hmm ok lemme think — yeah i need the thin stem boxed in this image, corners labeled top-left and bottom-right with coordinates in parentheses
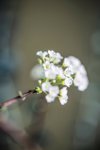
top-left (0, 89), bottom-right (37, 109)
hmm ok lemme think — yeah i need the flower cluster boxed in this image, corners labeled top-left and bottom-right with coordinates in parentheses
top-left (32, 50), bottom-right (89, 105)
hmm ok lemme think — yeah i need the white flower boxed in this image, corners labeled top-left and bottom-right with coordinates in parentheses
top-left (49, 86), bottom-right (59, 97)
top-left (60, 87), bottom-right (68, 96)
top-left (45, 69), bottom-right (57, 79)
top-left (45, 86), bottom-right (59, 103)
top-left (48, 50), bottom-right (55, 57)
top-left (43, 61), bottom-right (51, 69)
top-left (68, 56), bottom-right (81, 68)
top-left (78, 78), bottom-right (88, 91)
top-left (63, 57), bottom-right (71, 67)
top-left (41, 81), bottom-right (51, 92)
top-left (37, 51), bottom-right (48, 58)
top-left (78, 64), bottom-right (87, 75)
top-left (44, 63), bottom-right (58, 79)
top-left (36, 51), bottom-right (43, 56)
top-left (56, 67), bottom-right (65, 79)
top-left (44, 63), bottom-right (65, 80)
top-left (30, 64), bottom-right (45, 80)
top-left (74, 71), bottom-right (89, 91)
top-left (45, 94), bottom-right (55, 103)
top-left (56, 52), bottom-right (63, 60)
top-left (59, 87), bottom-right (68, 105)
top-left (48, 50), bottom-right (63, 64)
top-left (73, 64), bottom-right (88, 91)
top-left (63, 56), bottom-right (81, 73)
top-left (35, 50), bottom-right (89, 105)
top-left (64, 77), bottom-right (73, 87)
top-left (54, 52), bottom-right (63, 64)
top-left (59, 96), bottom-right (68, 105)
top-left (64, 67), bottom-right (74, 77)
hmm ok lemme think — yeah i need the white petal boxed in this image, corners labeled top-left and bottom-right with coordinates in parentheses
top-left (41, 82), bottom-right (51, 92)
top-left (36, 51), bottom-right (43, 57)
top-left (68, 56), bottom-right (81, 68)
top-left (48, 50), bottom-right (63, 64)
top-left (63, 56), bottom-right (81, 73)
top-left (48, 50), bottom-right (55, 57)
top-left (56, 52), bottom-right (63, 59)
top-left (64, 67), bottom-right (74, 76)
top-left (43, 51), bottom-right (48, 57)
top-left (30, 65), bottom-right (44, 80)
top-left (74, 72), bottom-right (89, 91)
top-left (60, 87), bottom-right (68, 97)
top-left (78, 64), bottom-right (87, 75)
top-left (45, 94), bottom-right (55, 103)
top-left (56, 67), bottom-right (65, 79)
top-left (43, 61), bottom-right (51, 69)
top-left (63, 57), bottom-right (71, 67)
top-left (45, 69), bottom-right (57, 79)
top-left (54, 52), bottom-right (63, 63)
top-left (44, 63), bottom-right (58, 79)
top-left (37, 51), bottom-right (48, 58)
top-left (64, 77), bottom-right (73, 87)
top-left (78, 76), bottom-right (89, 91)
top-left (49, 86), bottom-right (59, 97)
top-left (59, 96), bottom-right (68, 105)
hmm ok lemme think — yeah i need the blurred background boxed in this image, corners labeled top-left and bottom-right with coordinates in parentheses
top-left (0, 0), bottom-right (100, 150)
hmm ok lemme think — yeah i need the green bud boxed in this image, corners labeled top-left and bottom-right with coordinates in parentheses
top-left (35, 87), bottom-right (42, 94)
top-left (38, 58), bottom-right (42, 64)
top-left (52, 80), bottom-right (56, 83)
top-left (56, 75), bottom-right (62, 81)
top-left (61, 80), bottom-right (65, 85)
top-left (62, 63), bottom-right (67, 68)
top-left (38, 80), bottom-right (42, 85)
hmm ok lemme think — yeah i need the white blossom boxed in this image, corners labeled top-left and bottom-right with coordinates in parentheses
top-left (44, 63), bottom-right (58, 79)
top-left (48, 50), bottom-right (56, 57)
top-left (49, 86), bottom-right (59, 97)
top-left (59, 96), bottom-right (68, 105)
top-left (41, 81), bottom-right (51, 92)
top-left (64, 67), bottom-right (74, 77)
top-left (78, 64), bottom-right (87, 75)
top-left (36, 51), bottom-right (48, 58)
top-left (45, 94), bottom-right (55, 103)
top-left (64, 77), bottom-right (73, 87)
top-left (59, 87), bottom-right (68, 105)
top-left (45, 69), bottom-right (57, 79)
top-left (74, 64), bottom-right (89, 91)
top-left (30, 64), bottom-right (44, 80)
top-left (68, 56), bottom-right (81, 68)
top-left (60, 87), bottom-right (68, 97)
top-left (63, 57), bottom-right (71, 67)
top-left (56, 66), bottom-right (65, 79)
top-left (45, 86), bottom-right (59, 103)
top-left (43, 61), bottom-right (51, 69)
top-left (36, 51), bottom-right (43, 56)
top-left (74, 72), bottom-right (89, 91)
top-left (48, 50), bottom-right (63, 64)
top-left (35, 50), bottom-right (89, 105)
top-left (63, 56), bottom-right (81, 73)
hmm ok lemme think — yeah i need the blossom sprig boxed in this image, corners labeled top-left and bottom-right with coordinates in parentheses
top-left (31, 50), bottom-right (89, 105)
top-left (0, 50), bottom-right (89, 110)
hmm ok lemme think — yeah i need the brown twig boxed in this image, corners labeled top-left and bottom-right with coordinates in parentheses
top-left (0, 89), bottom-right (43, 150)
top-left (0, 89), bottom-right (37, 109)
